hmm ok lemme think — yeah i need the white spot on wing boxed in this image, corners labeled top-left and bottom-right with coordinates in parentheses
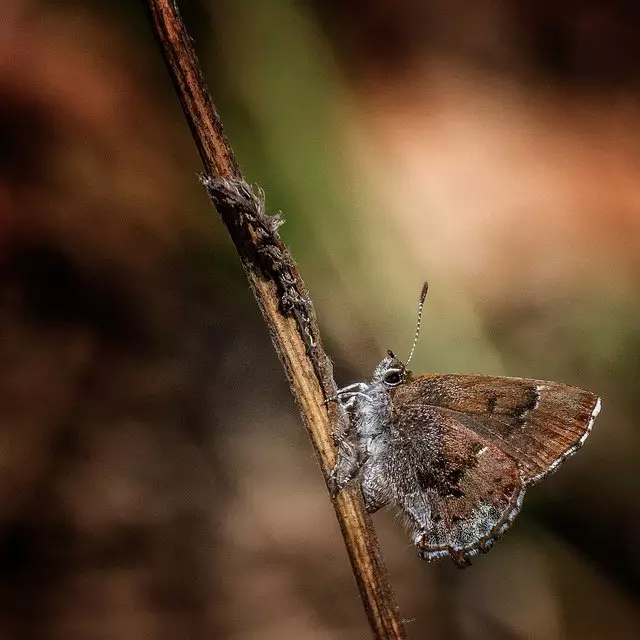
top-left (534, 384), bottom-right (546, 410)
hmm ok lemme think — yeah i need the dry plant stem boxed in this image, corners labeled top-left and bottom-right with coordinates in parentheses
top-left (145, 1), bottom-right (407, 638)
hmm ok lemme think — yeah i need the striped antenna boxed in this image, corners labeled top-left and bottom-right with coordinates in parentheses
top-left (404, 282), bottom-right (429, 368)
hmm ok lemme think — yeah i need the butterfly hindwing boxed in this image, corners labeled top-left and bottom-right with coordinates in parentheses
top-left (379, 403), bottom-right (524, 566)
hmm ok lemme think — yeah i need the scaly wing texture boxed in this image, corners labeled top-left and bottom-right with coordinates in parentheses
top-left (379, 404), bottom-right (524, 566)
top-left (393, 374), bottom-right (601, 486)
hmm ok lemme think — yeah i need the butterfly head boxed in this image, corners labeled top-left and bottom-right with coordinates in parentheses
top-left (372, 350), bottom-right (409, 388)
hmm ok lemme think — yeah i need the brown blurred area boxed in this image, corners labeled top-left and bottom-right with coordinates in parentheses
top-left (0, 0), bottom-right (637, 638)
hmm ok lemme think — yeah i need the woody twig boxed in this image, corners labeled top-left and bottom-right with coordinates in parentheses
top-left (144, 1), bottom-right (407, 638)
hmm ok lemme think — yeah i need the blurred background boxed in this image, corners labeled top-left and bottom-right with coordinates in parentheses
top-left (0, 0), bottom-right (638, 637)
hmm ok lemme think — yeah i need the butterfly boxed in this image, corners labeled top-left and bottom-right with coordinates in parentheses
top-left (329, 283), bottom-right (601, 567)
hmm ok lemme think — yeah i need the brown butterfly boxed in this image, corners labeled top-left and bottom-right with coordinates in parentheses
top-left (330, 283), bottom-right (601, 567)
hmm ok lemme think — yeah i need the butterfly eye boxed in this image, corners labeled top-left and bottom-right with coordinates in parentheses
top-left (384, 371), bottom-right (403, 386)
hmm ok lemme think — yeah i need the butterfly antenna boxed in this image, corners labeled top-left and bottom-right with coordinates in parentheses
top-left (404, 282), bottom-right (429, 368)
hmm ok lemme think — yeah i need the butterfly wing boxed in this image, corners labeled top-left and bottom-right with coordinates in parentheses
top-left (392, 374), bottom-right (601, 486)
top-left (380, 402), bottom-right (524, 567)
top-left (384, 374), bottom-right (600, 565)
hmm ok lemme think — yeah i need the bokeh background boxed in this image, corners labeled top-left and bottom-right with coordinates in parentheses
top-left (0, 0), bottom-right (638, 638)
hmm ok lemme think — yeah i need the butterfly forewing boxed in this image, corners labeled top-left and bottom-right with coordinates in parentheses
top-left (392, 374), bottom-right (601, 485)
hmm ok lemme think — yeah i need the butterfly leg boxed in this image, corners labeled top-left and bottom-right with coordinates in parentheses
top-left (324, 382), bottom-right (370, 406)
top-left (337, 392), bottom-right (371, 411)
top-left (338, 382), bottom-right (369, 392)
